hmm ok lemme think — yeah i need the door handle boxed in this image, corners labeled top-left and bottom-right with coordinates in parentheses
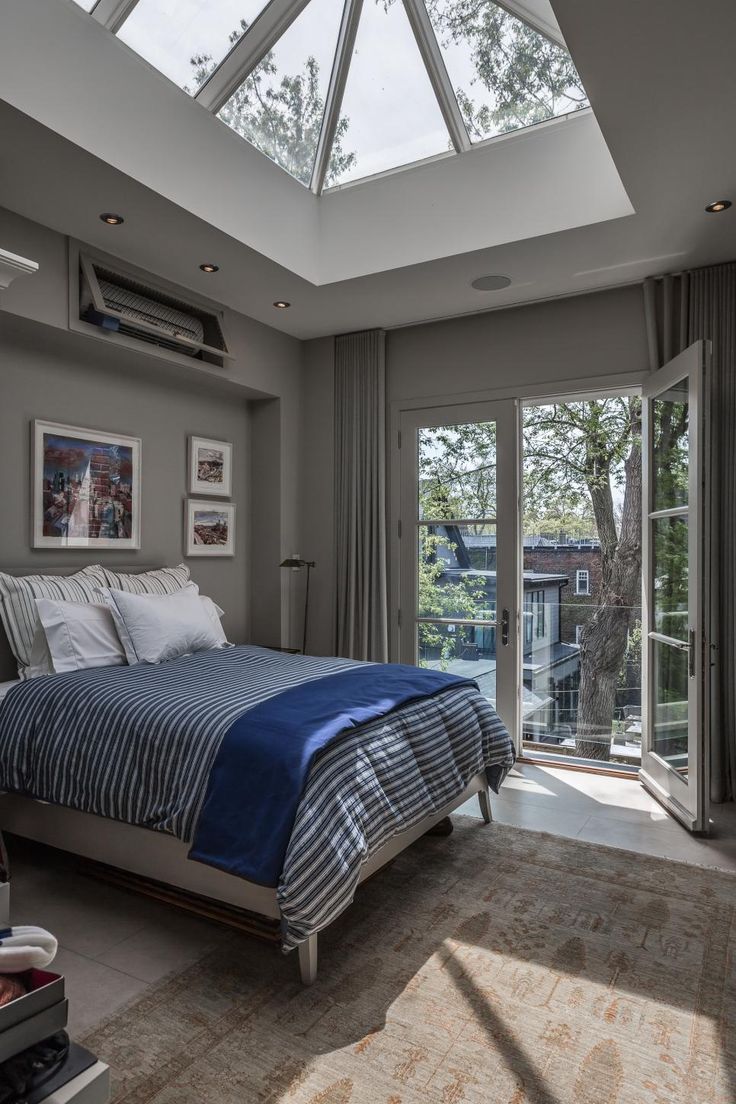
top-left (501, 609), bottom-right (510, 647)
top-left (688, 628), bottom-right (696, 678)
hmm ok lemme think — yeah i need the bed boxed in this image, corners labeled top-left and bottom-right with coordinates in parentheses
top-left (0, 572), bottom-right (515, 984)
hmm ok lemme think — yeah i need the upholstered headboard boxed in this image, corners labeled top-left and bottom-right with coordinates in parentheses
top-left (0, 565), bottom-right (160, 683)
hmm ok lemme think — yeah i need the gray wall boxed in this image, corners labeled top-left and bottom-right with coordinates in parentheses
top-left (0, 312), bottom-right (250, 654)
top-left (300, 285), bottom-right (650, 656)
top-left (0, 205), bottom-right (305, 669)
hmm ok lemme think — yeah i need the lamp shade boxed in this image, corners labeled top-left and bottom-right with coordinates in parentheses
top-left (280, 556), bottom-right (306, 568)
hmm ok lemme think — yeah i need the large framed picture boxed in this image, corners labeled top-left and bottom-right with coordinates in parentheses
top-left (185, 500), bottom-right (236, 557)
top-left (33, 420), bottom-right (141, 549)
top-left (188, 436), bottom-right (232, 497)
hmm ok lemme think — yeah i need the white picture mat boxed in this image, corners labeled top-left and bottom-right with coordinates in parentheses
top-left (188, 436), bottom-right (232, 497)
top-left (185, 499), bottom-right (236, 557)
top-left (32, 420), bottom-right (141, 550)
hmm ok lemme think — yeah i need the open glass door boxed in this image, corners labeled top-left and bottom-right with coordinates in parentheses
top-left (640, 341), bottom-right (710, 832)
top-left (398, 400), bottom-right (519, 741)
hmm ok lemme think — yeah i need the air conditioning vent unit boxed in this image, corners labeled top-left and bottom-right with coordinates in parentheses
top-left (79, 253), bottom-right (231, 365)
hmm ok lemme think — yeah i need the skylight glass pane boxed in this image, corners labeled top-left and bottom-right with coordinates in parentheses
top-left (217, 0), bottom-right (344, 188)
top-left (326, 0), bottom-right (451, 187)
top-left (70, 0), bottom-right (96, 10)
top-left (424, 0), bottom-right (588, 142)
top-left (117, 0), bottom-right (268, 94)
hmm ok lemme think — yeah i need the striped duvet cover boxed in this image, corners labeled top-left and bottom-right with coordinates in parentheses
top-left (0, 646), bottom-right (514, 949)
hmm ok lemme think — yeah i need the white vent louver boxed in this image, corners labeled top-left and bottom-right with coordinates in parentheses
top-left (79, 254), bottom-right (231, 365)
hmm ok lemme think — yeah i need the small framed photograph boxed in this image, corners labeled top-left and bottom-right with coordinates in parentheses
top-left (185, 500), bottom-right (236, 557)
top-left (188, 436), bottom-right (232, 497)
top-left (33, 420), bottom-right (141, 549)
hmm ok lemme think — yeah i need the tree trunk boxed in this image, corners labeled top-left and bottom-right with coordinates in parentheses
top-left (575, 402), bottom-right (642, 760)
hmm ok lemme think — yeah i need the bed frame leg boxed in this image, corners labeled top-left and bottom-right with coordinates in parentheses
top-left (298, 934), bottom-right (318, 985)
top-left (478, 786), bottom-right (493, 824)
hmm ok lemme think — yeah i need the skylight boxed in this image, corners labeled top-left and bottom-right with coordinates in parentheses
top-left (90, 0), bottom-right (590, 192)
top-left (117, 0), bottom-right (267, 93)
top-left (327, 0), bottom-right (451, 186)
top-left (217, 0), bottom-right (344, 186)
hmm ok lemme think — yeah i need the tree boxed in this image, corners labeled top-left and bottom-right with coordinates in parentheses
top-left (190, 23), bottom-right (355, 187)
top-left (524, 398), bottom-right (642, 760)
top-left (423, 0), bottom-right (588, 139)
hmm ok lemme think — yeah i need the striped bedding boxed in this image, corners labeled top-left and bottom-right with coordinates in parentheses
top-left (0, 646), bottom-right (514, 949)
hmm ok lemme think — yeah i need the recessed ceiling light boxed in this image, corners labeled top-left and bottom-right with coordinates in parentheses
top-left (199, 263), bottom-right (219, 273)
top-left (99, 212), bottom-right (124, 226)
top-left (705, 200), bottom-right (731, 213)
top-left (273, 301), bottom-right (291, 309)
top-left (471, 274), bottom-right (512, 291)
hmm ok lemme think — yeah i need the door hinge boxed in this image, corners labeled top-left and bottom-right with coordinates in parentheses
top-left (398, 430), bottom-right (402, 449)
top-left (397, 608), bottom-right (402, 628)
top-left (398, 519), bottom-right (402, 539)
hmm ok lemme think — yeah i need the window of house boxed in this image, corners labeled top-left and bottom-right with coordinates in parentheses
top-left (575, 624), bottom-right (583, 644)
top-left (525, 589), bottom-right (545, 643)
top-left (575, 569), bottom-right (590, 595)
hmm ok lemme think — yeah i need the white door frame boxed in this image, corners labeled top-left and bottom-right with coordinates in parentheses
top-left (639, 341), bottom-right (711, 833)
top-left (394, 399), bottom-right (521, 745)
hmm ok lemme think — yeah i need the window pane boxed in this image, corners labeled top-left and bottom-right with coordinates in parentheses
top-left (418, 523), bottom-right (496, 621)
top-left (653, 515), bottom-right (688, 641)
top-left (326, 0), bottom-right (451, 187)
top-left (652, 639), bottom-right (689, 775)
top-left (418, 623), bottom-right (497, 692)
top-left (521, 398), bottom-right (642, 766)
top-left (117, 0), bottom-right (267, 94)
top-left (418, 422), bottom-right (496, 520)
top-left (70, 0), bottom-right (96, 11)
top-left (218, 0), bottom-right (344, 187)
top-left (653, 379), bottom-right (689, 512)
top-left (423, 0), bottom-right (588, 143)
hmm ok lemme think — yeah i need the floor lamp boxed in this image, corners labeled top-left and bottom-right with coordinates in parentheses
top-left (280, 555), bottom-right (316, 654)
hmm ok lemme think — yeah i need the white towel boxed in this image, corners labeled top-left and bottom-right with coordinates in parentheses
top-left (0, 926), bottom-right (58, 972)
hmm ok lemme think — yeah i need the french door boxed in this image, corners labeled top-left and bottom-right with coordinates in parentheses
top-left (397, 400), bottom-right (520, 740)
top-left (640, 342), bottom-right (711, 833)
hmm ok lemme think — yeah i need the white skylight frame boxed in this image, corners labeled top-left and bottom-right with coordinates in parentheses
top-left (85, 0), bottom-right (587, 195)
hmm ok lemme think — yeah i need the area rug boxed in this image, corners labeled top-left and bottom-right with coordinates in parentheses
top-left (82, 819), bottom-right (736, 1104)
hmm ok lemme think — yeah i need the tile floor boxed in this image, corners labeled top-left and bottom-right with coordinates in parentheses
top-left (7, 762), bottom-right (736, 1041)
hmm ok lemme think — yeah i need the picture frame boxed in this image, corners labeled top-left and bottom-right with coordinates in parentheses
top-left (33, 420), bottom-right (141, 550)
top-left (185, 499), bottom-right (236, 557)
top-left (188, 436), bottom-right (232, 497)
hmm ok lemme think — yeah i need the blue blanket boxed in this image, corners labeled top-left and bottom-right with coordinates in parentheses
top-left (189, 663), bottom-right (475, 886)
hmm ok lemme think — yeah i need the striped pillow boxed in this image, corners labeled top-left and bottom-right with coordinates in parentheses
top-left (0, 566), bottom-right (107, 678)
top-left (100, 564), bottom-right (190, 595)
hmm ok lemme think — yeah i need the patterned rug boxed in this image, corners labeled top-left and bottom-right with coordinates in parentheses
top-left (82, 818), bottom-right (736, 1104)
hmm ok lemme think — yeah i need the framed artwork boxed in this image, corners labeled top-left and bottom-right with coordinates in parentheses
top-left (188, 436), bottom-right (232, 497)
top-left (33, 420), bottom-right (141, 549)
top-left (185, 500), bottom-right (236, 557)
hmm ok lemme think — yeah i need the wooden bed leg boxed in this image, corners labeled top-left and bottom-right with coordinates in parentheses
top-left (477, 786), bottom-right (493, 824)
top-left (298, 934), bottom-right (318, 985)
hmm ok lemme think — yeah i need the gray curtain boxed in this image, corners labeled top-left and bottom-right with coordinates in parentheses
top-left (334, 330), bottom-right (389, 662)
top-left (644, 262), bottom-right (736, 801)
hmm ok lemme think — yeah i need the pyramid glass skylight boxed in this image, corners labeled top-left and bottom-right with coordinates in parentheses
top-left (95, 0), bottom-right (589, 192)
top-left (117, 0), bottom-right (269, 93)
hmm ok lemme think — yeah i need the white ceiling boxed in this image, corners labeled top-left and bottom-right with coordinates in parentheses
top-left (0, 0), bottom-right (735, 339)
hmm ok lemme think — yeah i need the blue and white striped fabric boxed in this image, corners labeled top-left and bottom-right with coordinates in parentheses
top-left (0, 646), bottom-right (514, 949)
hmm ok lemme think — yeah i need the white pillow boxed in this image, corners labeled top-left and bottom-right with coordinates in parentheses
top-left (99, 583), bottom-right (227, 665)
top-left (0, 566), bottom-right (107, 678)
top-left (33, 597), bottom-right (127, 675)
